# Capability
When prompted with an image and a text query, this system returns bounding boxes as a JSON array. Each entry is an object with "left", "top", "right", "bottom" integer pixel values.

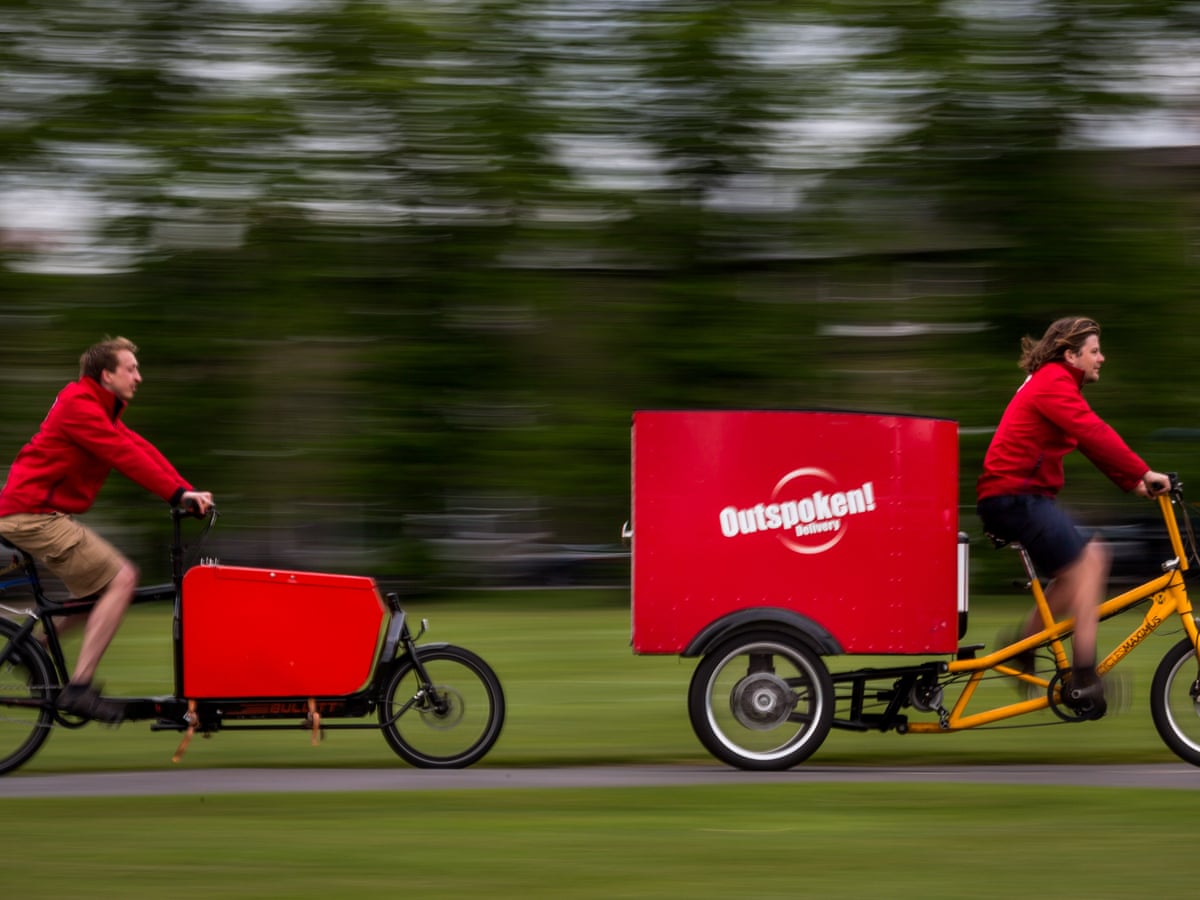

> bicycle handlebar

[
  {"left": 172, "top": 502, "right": 217, "bottom": 521},
  {"left": 1142, "top": 472, "right": 1179, "bottom": 498}
]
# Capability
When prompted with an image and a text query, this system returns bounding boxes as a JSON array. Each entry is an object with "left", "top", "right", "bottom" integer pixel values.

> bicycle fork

[{"left": 376, "top": 596, "right": 446, "bottom": 724}]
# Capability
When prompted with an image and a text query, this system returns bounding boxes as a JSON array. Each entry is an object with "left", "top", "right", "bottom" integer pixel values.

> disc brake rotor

[{"left": 417, "top": 685, "right": 465, "bottom": 730}]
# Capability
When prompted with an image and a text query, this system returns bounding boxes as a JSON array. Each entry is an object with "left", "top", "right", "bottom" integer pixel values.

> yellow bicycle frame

[{"left": 906, "top": 492, "right": 1200, "bottom": 733}]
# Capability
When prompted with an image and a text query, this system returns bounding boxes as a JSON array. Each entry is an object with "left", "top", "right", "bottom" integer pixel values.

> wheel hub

[
  {"left": 729, "top": 672, "right": 797, "bottom": 730},
  {"left": 417, "top": 685, "right": 465, "bottom": 730}
]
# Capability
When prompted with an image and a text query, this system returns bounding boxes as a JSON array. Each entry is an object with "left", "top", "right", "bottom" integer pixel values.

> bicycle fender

[
  {"left": 681, "top": 607, "right": 843, "bottom": 658},
  {"left": 410, "top": 641, "right": 454, "bottom": 657},
  {"left": 384, "top": 641, "right": 455, "bottom": 669}
]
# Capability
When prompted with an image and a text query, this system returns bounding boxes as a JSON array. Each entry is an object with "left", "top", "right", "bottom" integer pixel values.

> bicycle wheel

[
  {"left": 378, "top": 645, "right": 505, "bottom": 768},
  {"left": 0, "top": 618, "right": 56, "bottom": 775},
  {"left": 1150, "top": 636, "right": 1200, "bottom": 766},
  {"left": 688, "top": 631, "right": 834, "bottom": 770}
]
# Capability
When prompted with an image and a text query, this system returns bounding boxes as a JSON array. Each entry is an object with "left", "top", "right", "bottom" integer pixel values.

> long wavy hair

[{"left": 1018, "top": 317, "right": 1099, "bottom": 374}]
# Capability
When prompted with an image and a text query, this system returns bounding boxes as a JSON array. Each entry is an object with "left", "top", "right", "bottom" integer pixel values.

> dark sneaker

[
  {"left": 1062, "top": 670, "right": 1107, "bottom": 718},
  {"left": 57, "top": 682, "right": 125, "bottom": 724}
]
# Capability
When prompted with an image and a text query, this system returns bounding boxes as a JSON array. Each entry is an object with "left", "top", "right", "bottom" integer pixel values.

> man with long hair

[{"left": 976, "top": 316, "right": 1168, "bottom": 714}]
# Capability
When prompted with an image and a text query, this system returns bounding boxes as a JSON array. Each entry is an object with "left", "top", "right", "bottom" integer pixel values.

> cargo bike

[
  {"left": 0, "top": 507, "right": 505, "bottom": 775},
  {"left": 628, "top": 410, "right": 1200, "bottom": 770}
]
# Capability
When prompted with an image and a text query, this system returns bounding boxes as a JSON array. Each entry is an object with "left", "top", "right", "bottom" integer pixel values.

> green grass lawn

[
  {"left": 5, "top": 783, "right": 1198, "bottom": 898},
  {"left": 5, "top": 590, "right": 1198, "bottom": 898}
]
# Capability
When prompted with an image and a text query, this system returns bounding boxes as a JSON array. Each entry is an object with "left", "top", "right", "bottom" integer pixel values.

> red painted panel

[
  {"left": 181, "top": 565, "right": 386, "bottom": 698},
  {"left": 631, "top": 410, "right": 959, "bottom": 655}
]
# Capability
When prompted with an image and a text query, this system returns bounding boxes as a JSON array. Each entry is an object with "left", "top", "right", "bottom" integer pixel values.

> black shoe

[
  {"left": 1062, "top": 669, "right": 1107, "bottom": 718},
  {"left": 57, "top": 681, "right": 125, "bottom": 724}
]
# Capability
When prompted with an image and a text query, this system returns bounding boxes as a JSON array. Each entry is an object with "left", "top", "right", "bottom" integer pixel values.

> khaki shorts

[{"left": 0, "top": 513, "right": 124, "bottom": 598}]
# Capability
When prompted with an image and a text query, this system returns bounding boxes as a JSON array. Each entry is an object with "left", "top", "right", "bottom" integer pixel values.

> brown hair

[
  {"left": 79, "top": 336, "right": 138, "bottom": 381},
  {"left": 1018, "top": 317, "right": 1099, "bottom": 374}
]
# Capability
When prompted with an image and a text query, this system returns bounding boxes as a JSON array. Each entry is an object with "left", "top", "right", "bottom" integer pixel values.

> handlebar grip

[{"left": 1152, "top": 472, "right": 1181, "bottom": 495}]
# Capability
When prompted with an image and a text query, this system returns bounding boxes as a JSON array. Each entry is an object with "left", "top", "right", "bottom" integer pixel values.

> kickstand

[
  {"left": 171, "top": 699, "right": 198, "bottom": 764},
  {"left": 306, "top": 698, "right": 321, "bottom": 746}
]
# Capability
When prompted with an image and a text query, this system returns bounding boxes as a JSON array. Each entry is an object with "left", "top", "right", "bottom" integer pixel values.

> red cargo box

[
  {"left": 631, "top": 410, "right": 959, "bottom": 656},
  {"left": 181, "top": 564, "right": 386, "bottom": 698}
]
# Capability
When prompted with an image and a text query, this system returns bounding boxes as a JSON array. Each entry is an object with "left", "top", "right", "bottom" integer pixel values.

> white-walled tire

[{"left": 688, "top": 632, "right": 833, "bottom": 770}]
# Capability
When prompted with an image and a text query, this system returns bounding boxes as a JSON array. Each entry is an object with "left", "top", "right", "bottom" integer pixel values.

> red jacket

[
  {"left": 0, "top": 377, "right": 191, "bottom": 516},
  {"left": 977, "top": 361, "right": 1148, "bottom": 501}
]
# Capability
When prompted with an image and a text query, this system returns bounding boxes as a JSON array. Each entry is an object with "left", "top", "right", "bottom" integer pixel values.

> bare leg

[
  {"left": 70, "top": 560, "right": 139, "bottom": 685},
  {"left": 40, "top": 611, "right": 85, "bottom": 647},
  {"left": 1021, "top": 538, "right": 1110, "bottom": 669}
]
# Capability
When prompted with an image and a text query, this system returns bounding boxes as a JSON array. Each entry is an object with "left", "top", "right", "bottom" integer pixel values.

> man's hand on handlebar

[
  {"left": 1135, "top": 470, "right": 1172, "bottom": 498},
  {"left": 181, "top": 490, "right": 215, "bottom": 516}
]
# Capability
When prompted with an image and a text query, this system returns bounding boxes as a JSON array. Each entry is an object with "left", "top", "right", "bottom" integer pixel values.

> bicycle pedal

[
  {"left": 1063, "top": 674, "right": 1129, "bottom": 717},
  {"left": 1060, "top": 677, "right": 1108, "bottom": 719},
  {"left": 1064, "top": 694, "right": 1108, "bottom": 720}
]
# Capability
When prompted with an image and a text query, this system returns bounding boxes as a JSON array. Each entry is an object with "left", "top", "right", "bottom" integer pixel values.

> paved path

[{"left": 2, "top": 763, "right": 1198, "bottom": 798}]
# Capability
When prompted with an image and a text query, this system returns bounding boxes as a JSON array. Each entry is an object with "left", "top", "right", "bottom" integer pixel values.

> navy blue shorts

[{"left": 976, "top": 494, "right": 1090, "bottom": 578}]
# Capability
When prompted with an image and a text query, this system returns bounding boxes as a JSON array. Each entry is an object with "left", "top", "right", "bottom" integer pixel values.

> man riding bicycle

[
  {"left": 976, "top": 316, "right": 1168, "bottom": 713},
  {"left": 0, "top": 336, "right": 213, "bottom": 723}
]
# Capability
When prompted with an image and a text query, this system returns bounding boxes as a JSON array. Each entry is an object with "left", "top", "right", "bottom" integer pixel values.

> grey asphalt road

[{"left": 1, "top": 763, "right": 1198, "bottom": 798}]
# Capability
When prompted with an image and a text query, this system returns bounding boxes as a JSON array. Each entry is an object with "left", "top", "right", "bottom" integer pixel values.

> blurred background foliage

[{"left": 1, "top": 0, "right": 1198, "bottom": 587}]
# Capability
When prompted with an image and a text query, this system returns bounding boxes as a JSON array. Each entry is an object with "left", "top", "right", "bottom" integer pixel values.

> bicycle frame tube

[
  {"left": 0, "top": 549, "right": 70, "bottom": 680},
  {"left": 0, "top": 615, "right": 40, "bottom": 669}
]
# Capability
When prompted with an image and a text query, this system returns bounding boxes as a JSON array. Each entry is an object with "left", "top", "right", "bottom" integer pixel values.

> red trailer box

[
  {"left": 631, "top": 410, "right": 960, "bottom": 656},
  {"left": 180, "top": 564, "right": 386, "bottom": 698}
]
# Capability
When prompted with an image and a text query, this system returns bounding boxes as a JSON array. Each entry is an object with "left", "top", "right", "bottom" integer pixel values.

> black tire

[
  {"left": 0, "top": 618, "right": 56, "bottom": 775},
  {"left": 1150, "top": 636, "right": 1200, "bottom": 766},
  {"left": 688, "top": 631, "right": 834, "bottom": 770},
  {"left": 377, "top": 645, "right": 504, "bottom": 768}
]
